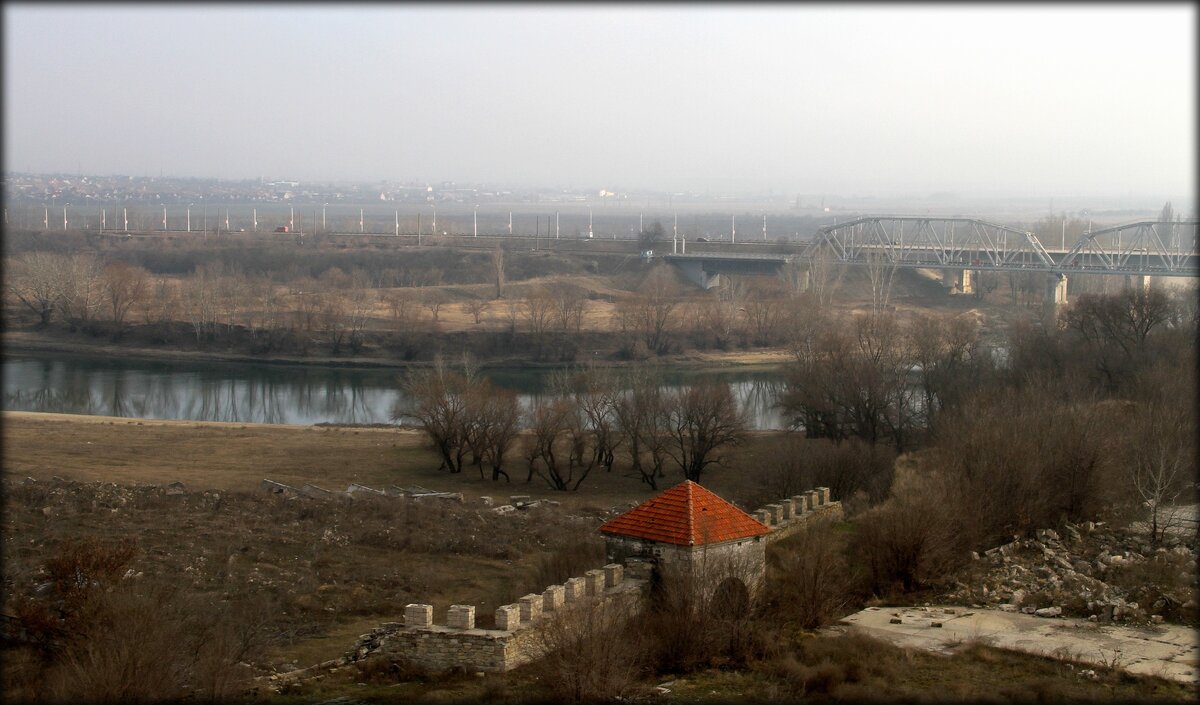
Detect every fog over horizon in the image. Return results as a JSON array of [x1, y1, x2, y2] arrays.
[[3, 4, 1195, 202]]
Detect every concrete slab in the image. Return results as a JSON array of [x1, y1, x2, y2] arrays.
[[835, 605, 1200, 684]]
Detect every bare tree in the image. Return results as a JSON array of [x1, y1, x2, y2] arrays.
[[420, 289, 446, 323], [533, 594, 640, 704], [491, 244, 506, 299], [907, 313, 980, 426], [760, 436, 896, 508], [524, 395, 595, 491], [613, 367, 669, 489], [863, 252, 898, 318], [58, 254, 107, 328], [142, 277, 178, 327], [475, 387, 523, 482], [289, 277, 323, 333], [767, 520, 854, 629], [463, 298, 489, 325], [742, 279, 785, 346], [385, 291, 418, 333], [781, 313, 915, 450], [102, 262, 149, 332], [699, 279, 743, 348], [182, 264, 224, 342], [248, 278, 290, 352], [612, 264, 681, 355], [344, 270, 374, 353], [6, 251, 66, 325], [523, 287, 554, 336], [549, 282, 587, 334], [1128, 399, 1195, 544], [806, 243, 845, 309], [1062, 288, 1175, 389], [661, 380, 746, 482], [317, 290, 350, 354], [394, 358, 471, 473], [570, 365, 622, 473], [502, 298, 521, 335]]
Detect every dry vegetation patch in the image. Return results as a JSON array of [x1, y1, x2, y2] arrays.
[[1, 475, 620, 696]]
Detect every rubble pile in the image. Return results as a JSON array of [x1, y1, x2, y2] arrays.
[[943, 522, 1198, 626]]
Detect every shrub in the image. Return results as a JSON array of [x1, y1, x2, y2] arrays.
[[764, 520, 856, 629], [533, 597, 644, 704]]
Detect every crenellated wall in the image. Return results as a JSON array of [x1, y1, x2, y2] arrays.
[[338, 485, 839, 676], [345, 563, 645, 673], [749, 486, 843, 542]]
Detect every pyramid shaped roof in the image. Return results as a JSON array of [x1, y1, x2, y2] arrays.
[[599, 480, 770, 547]]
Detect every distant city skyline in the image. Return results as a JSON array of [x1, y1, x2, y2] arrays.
[[4, 4, 1194, 201]]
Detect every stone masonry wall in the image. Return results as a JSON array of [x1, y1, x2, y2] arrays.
[[344, 485, 837, 676], [750, 486, 843, 542], [347, 563, 645, 673]]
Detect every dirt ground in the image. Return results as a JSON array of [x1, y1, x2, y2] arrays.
[[0, 411, 781, 509], [0, 409, 785, 681]]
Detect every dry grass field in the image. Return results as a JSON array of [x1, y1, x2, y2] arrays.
[[0, 409, 782, 694], [0, 411, 779, 507], [5, 411, 1195, 703]]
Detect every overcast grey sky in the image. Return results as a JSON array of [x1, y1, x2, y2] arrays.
[[3, 3, 1194, 198]]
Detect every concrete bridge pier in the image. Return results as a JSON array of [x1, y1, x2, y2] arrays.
[[1123, 274, 1150, 290], [1043, 273, 1069, 322], [675, 259, 721, 290], [797, 268, 811, 292], [942, 268, 974, 295]]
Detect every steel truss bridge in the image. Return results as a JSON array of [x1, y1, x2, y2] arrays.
[[808, 217, 1199, 278]]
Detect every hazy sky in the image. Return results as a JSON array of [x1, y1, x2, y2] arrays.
[[4, 3, 1195, 198]]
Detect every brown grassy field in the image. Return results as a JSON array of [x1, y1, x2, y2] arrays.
[[0, 411, 778, 507], [4, 411, 1194, 703], [0, 409, 781, 693]]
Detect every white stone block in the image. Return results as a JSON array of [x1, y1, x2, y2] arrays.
[[584, 570, 605, 596], [447, 605, 475, 630], [543, 584, 565, 612], [519, 594, 543, 623], [405, 603, 433, 628], [603, 563, 623, 588], [564, 577, 586, 602], [495, 604, 521, 630]]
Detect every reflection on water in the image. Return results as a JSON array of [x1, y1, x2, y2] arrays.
[[3, 354, 790, 430]]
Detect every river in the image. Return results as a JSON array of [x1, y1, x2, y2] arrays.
[[2, 353, 791, 430]]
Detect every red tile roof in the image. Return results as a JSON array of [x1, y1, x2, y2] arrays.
[[599, 480, 769, 546]]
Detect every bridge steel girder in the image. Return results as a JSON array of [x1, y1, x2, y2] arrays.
[[1059, 221, 1199, 277], [805, 216, 1198, 278], [808, 216, 1056, 271]]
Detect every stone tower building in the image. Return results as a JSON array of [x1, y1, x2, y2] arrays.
[[599, 480, 770, 606]]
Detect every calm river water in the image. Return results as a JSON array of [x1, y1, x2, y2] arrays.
[[2, 353, 790, 430]]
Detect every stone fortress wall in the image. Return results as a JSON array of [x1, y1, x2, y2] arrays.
[[345, 563, 645, 673], [280, 485, 844, 676], [750, 486, 844, 542]]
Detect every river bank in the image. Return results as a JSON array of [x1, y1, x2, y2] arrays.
[[2, 329, 792, 373]]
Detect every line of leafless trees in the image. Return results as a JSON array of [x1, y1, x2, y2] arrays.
[[394, 358, 747, 491]]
